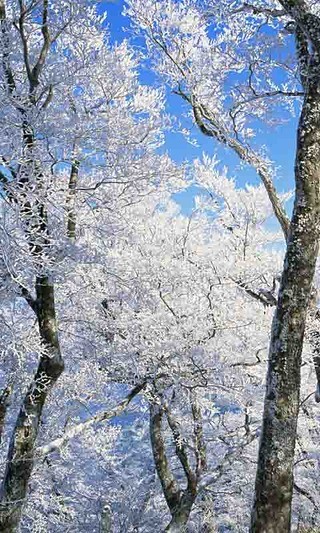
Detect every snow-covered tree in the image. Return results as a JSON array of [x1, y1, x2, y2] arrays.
[[1, 1, 320, 532], [126, 2, 320, 530], [0, 1, 182, 529]]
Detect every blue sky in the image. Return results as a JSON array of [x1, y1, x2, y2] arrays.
[[99, 0, 298, 217]]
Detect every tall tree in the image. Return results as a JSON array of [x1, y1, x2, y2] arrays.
[[0, 1, 178, 529], [126, 0, 320, 530], [251, 2, 320, 531]]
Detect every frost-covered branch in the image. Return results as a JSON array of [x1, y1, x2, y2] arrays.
[[38, 382, 146, 457], [190, 97, 290, 238]]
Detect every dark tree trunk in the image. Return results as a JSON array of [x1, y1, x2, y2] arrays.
[[150, 402, 198, 533], [0, 277, 64, 532], [66, 159, 79, 241], [150, 404, 181, 515], [250, 87, 320, 532], [0, 386, 11, 444], [0, 2, 65, 530], [164, 493, 194, 532]]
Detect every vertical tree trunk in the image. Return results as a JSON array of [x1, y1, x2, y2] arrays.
[[66, 159, 79, 241], [0, 277, 64, 532], [164, 495, 193, 532], [250, 88, 320, 532], [0, 2, 67, 530], [0, 386, 11, 444], [100, 503, 112, 533]]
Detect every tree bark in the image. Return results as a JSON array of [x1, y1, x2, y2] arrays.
[[150, 402, 198, 533], [250, 86, 320, 532], [150, 403, 181, 515], [38, 382, 146, 457], [66, 159, 79, 241], [0, 2, 78, 530], [0, 386, 11, 444], [164, 492, 194, 532], [0, 277, 64, 532], [164, 508, 191, 532]]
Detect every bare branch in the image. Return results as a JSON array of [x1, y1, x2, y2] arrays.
[[30, 0, 50, 90], [17, 0, 32, 83], [164, 405, 197, 492], [183, 91, 290, 239], [229, 3, 287, 18]]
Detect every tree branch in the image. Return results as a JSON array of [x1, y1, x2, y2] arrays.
[[0, 0, 16, 94], [66, 159, 80, 241], [164, 405, 197, 493], [235, 279, 277, 307], [30, 0, 50, 90], [17, 0, 32, 83], [185, 93, 290, 239], [230, 3, 287, 18], [38, 382, 146, 457], [191, 395, 207, 478]]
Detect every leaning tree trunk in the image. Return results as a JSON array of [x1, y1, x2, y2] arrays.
[[150, 402, 198, 533], [0, 277, 64, 532], [250, 87, 320, 532]]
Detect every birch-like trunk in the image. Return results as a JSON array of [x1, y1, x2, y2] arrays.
[[250, 87, 320, 532]]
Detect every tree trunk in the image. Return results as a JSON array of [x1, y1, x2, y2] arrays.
[[0, 277, 64, 532], [250, 88, 320, 532], [0, 386, 11, 444], [150, 403, 182, 515], [150, 403, 198, 533], [164, 494, 194, 532], [66, 159, 79, 241], [165, 514, 189, 532], [0, 3, 65, 530]]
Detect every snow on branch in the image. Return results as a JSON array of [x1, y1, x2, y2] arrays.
[[38, 382, 147, 457]]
